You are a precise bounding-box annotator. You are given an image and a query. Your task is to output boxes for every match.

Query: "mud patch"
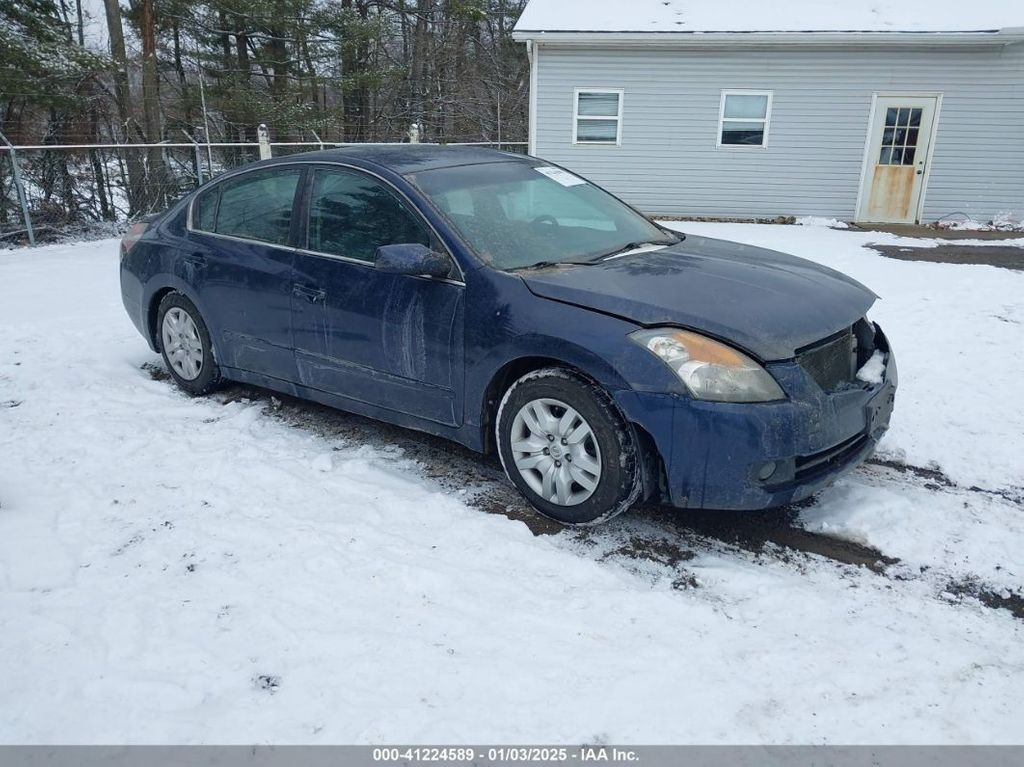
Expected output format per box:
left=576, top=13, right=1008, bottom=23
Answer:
left=605, top=534, right=696, bottom=570
left=870, top=244, right=1024, bottom=271
left=944, top=577, right=1024, bottom=621
left=643, top=504, right=899, bottom=574
left=253, top=674, right=281, bottom=694
left=867, top=457, right=1024, bottom=506
left=142, top=362, right=171, bottom=382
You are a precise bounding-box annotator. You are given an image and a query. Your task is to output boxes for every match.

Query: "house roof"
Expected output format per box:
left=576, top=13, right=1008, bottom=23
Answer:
left=513, top=0, right=1024, bottom=38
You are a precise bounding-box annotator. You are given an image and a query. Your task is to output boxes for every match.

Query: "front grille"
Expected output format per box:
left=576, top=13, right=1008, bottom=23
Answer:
left=798, top=329, right=856, bottom=392
left=795, top=432, right=870, bottom=482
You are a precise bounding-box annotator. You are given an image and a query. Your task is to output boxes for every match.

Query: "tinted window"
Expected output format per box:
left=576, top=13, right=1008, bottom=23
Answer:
left=215, top=169, right=302, bottom=245
left=308, top=169, right=430, bottom=262
left=192, top=186, right=218, bottom=231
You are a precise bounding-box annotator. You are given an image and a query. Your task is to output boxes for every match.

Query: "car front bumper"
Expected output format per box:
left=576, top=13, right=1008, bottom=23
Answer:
left=615, top=329, right=897, bottom=511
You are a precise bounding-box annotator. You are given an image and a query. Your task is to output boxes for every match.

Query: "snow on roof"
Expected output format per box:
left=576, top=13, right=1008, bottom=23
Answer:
left=514, top=0, right=1024, bottom=35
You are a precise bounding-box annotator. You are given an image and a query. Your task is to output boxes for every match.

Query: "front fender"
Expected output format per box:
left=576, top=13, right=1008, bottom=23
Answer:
left=462, top=271, right=688, bottom=447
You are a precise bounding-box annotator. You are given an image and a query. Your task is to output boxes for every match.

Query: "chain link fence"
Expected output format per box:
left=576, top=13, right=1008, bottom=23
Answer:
left=0, top=129, right=526, bottom=247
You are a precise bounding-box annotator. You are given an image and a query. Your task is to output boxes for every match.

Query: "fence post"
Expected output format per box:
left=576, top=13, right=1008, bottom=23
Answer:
left=181, top=129, right=202, bottom=187
left=0, top=130, right=35, bottom=246
left=257, top=124, right=272, bottom=160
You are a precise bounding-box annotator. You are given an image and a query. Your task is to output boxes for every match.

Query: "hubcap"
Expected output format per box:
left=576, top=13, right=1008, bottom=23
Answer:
left=510, top=397, right=602, bottom=506
left=161, top=307, right=204, bottom=381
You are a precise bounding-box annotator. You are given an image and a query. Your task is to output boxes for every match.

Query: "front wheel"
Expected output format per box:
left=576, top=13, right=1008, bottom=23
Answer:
left=496, top=368, right=642, bottom=525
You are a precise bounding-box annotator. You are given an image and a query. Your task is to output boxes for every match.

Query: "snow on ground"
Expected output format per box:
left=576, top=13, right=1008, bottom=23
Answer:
left=1, top=234, right=1023, bottom=744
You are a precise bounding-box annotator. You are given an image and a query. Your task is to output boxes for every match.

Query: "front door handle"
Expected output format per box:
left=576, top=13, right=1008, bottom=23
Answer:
left=292, top=284, right=326, bottom=304
left=183, top=253, right=206, bottom=269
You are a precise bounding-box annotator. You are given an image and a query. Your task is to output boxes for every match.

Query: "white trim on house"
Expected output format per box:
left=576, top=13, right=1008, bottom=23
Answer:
left=571, top=87, right=624, bottom=146
left=716, top=90, right=773, bottom=149
left=915, top=93, right=944, bottom=223
left=527, top=41, right=539, bottom=156
left=852, top=94, right=880, bottom=220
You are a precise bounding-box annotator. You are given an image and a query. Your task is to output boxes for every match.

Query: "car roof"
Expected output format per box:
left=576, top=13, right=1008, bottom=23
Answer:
left=263, top=144, right=529, bottom=176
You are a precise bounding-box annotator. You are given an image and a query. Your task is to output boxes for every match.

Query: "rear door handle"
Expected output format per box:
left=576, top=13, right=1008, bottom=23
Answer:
left=292, top=284, right=326, bottom=304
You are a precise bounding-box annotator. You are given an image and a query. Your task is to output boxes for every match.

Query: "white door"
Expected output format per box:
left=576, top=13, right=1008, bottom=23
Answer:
left=857, top=96, right=938, bottom=224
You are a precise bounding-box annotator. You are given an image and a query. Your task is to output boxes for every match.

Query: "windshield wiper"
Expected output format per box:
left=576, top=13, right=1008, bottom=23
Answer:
left=516, top=259, right=597, bottom=270
left=589, top=239, right=676, bottom=263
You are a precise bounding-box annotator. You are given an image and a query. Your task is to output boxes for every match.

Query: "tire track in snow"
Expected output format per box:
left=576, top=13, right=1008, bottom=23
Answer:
left=144, top=364, right=1023, bottom=621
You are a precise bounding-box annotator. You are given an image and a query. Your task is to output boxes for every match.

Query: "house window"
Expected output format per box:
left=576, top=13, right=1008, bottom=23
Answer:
left=718, top=90, right=773, bottom=148
left=573, top=88, right=623, bottom=145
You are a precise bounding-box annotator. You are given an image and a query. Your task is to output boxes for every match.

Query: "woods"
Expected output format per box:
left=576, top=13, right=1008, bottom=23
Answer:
left=0, top=0, right=529, bottom=238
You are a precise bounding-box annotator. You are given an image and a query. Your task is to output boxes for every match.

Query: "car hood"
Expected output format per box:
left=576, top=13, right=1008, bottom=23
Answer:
left=519, top=234, right=877, bottom=361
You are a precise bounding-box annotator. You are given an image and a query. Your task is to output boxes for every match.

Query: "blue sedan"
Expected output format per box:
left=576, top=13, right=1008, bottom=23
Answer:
left=120, top=146, right=896, bottom=525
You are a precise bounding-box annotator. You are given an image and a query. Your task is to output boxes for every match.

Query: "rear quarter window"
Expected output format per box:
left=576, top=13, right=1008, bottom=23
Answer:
left=192, top=186, right=218, bottom=232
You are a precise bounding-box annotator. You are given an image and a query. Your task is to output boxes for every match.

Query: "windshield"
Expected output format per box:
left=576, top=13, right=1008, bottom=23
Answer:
left=409, top=161, right=677, bottom=270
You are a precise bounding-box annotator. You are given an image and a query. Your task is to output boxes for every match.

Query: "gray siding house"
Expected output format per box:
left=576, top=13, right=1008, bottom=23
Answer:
left=512, top=0, right=1024, bottom=225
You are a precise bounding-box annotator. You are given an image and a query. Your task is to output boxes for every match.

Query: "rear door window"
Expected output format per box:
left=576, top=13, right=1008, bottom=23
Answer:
left=214, top=169, right=302, bottom=246
left=307, top=168, right=430, bottom=262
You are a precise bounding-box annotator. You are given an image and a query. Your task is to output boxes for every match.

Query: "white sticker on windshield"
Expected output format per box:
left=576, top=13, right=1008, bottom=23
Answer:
left=534, top=166, right=587, bottom=187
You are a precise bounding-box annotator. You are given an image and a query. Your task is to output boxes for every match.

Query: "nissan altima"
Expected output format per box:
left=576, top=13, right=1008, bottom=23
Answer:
left=120, top=146, right=896, bottom=525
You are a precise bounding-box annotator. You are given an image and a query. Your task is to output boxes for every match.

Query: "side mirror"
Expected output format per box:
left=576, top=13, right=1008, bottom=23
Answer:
left=375, top=243, right=452, bottom=279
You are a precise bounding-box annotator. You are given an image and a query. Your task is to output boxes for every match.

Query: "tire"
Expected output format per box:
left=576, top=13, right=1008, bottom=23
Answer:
left=156, top=292, right=221, bottom=396
left=496, top=367, right=642, bottom=526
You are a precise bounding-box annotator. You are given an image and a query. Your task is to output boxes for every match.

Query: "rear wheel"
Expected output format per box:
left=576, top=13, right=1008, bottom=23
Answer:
left=157, top=292, right=221, bottom=396
left=496, top=368, right=642, bottom=525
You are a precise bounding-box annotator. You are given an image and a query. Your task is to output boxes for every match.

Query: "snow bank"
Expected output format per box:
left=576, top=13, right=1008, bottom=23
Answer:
left=795, top=216, right=849, bottom=229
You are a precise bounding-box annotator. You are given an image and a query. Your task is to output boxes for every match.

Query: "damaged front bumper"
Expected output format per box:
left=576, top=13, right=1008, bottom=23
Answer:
left=616, top=327, right=897, bottom=511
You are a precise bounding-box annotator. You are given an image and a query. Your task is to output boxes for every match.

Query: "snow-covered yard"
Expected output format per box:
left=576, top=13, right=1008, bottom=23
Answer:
left=1, top=224, right=1022, bottom=744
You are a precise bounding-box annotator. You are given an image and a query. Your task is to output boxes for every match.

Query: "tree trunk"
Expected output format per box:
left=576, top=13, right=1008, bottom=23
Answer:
left=139, top=0, right=167, bottom=210
left=100, top=0, right=146, bottom=216
left=172, top=20, right=191, bottom=125
left=75, top=0, right=85, bottom=46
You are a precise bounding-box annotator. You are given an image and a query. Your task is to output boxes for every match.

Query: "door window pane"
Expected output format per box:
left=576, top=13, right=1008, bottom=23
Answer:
left=215, top=169, right=301, bottom=245
left=308, top=169, right=430, bottom=262
left=878, top=106, right=925, bottom=166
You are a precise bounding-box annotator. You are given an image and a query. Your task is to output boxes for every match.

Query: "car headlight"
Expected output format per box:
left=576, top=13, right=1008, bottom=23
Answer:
left=629, top=328, right=785, bottom=403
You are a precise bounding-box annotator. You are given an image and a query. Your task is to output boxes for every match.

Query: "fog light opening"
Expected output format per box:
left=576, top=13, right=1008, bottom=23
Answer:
left=757, top=461, right=778, bottom=481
